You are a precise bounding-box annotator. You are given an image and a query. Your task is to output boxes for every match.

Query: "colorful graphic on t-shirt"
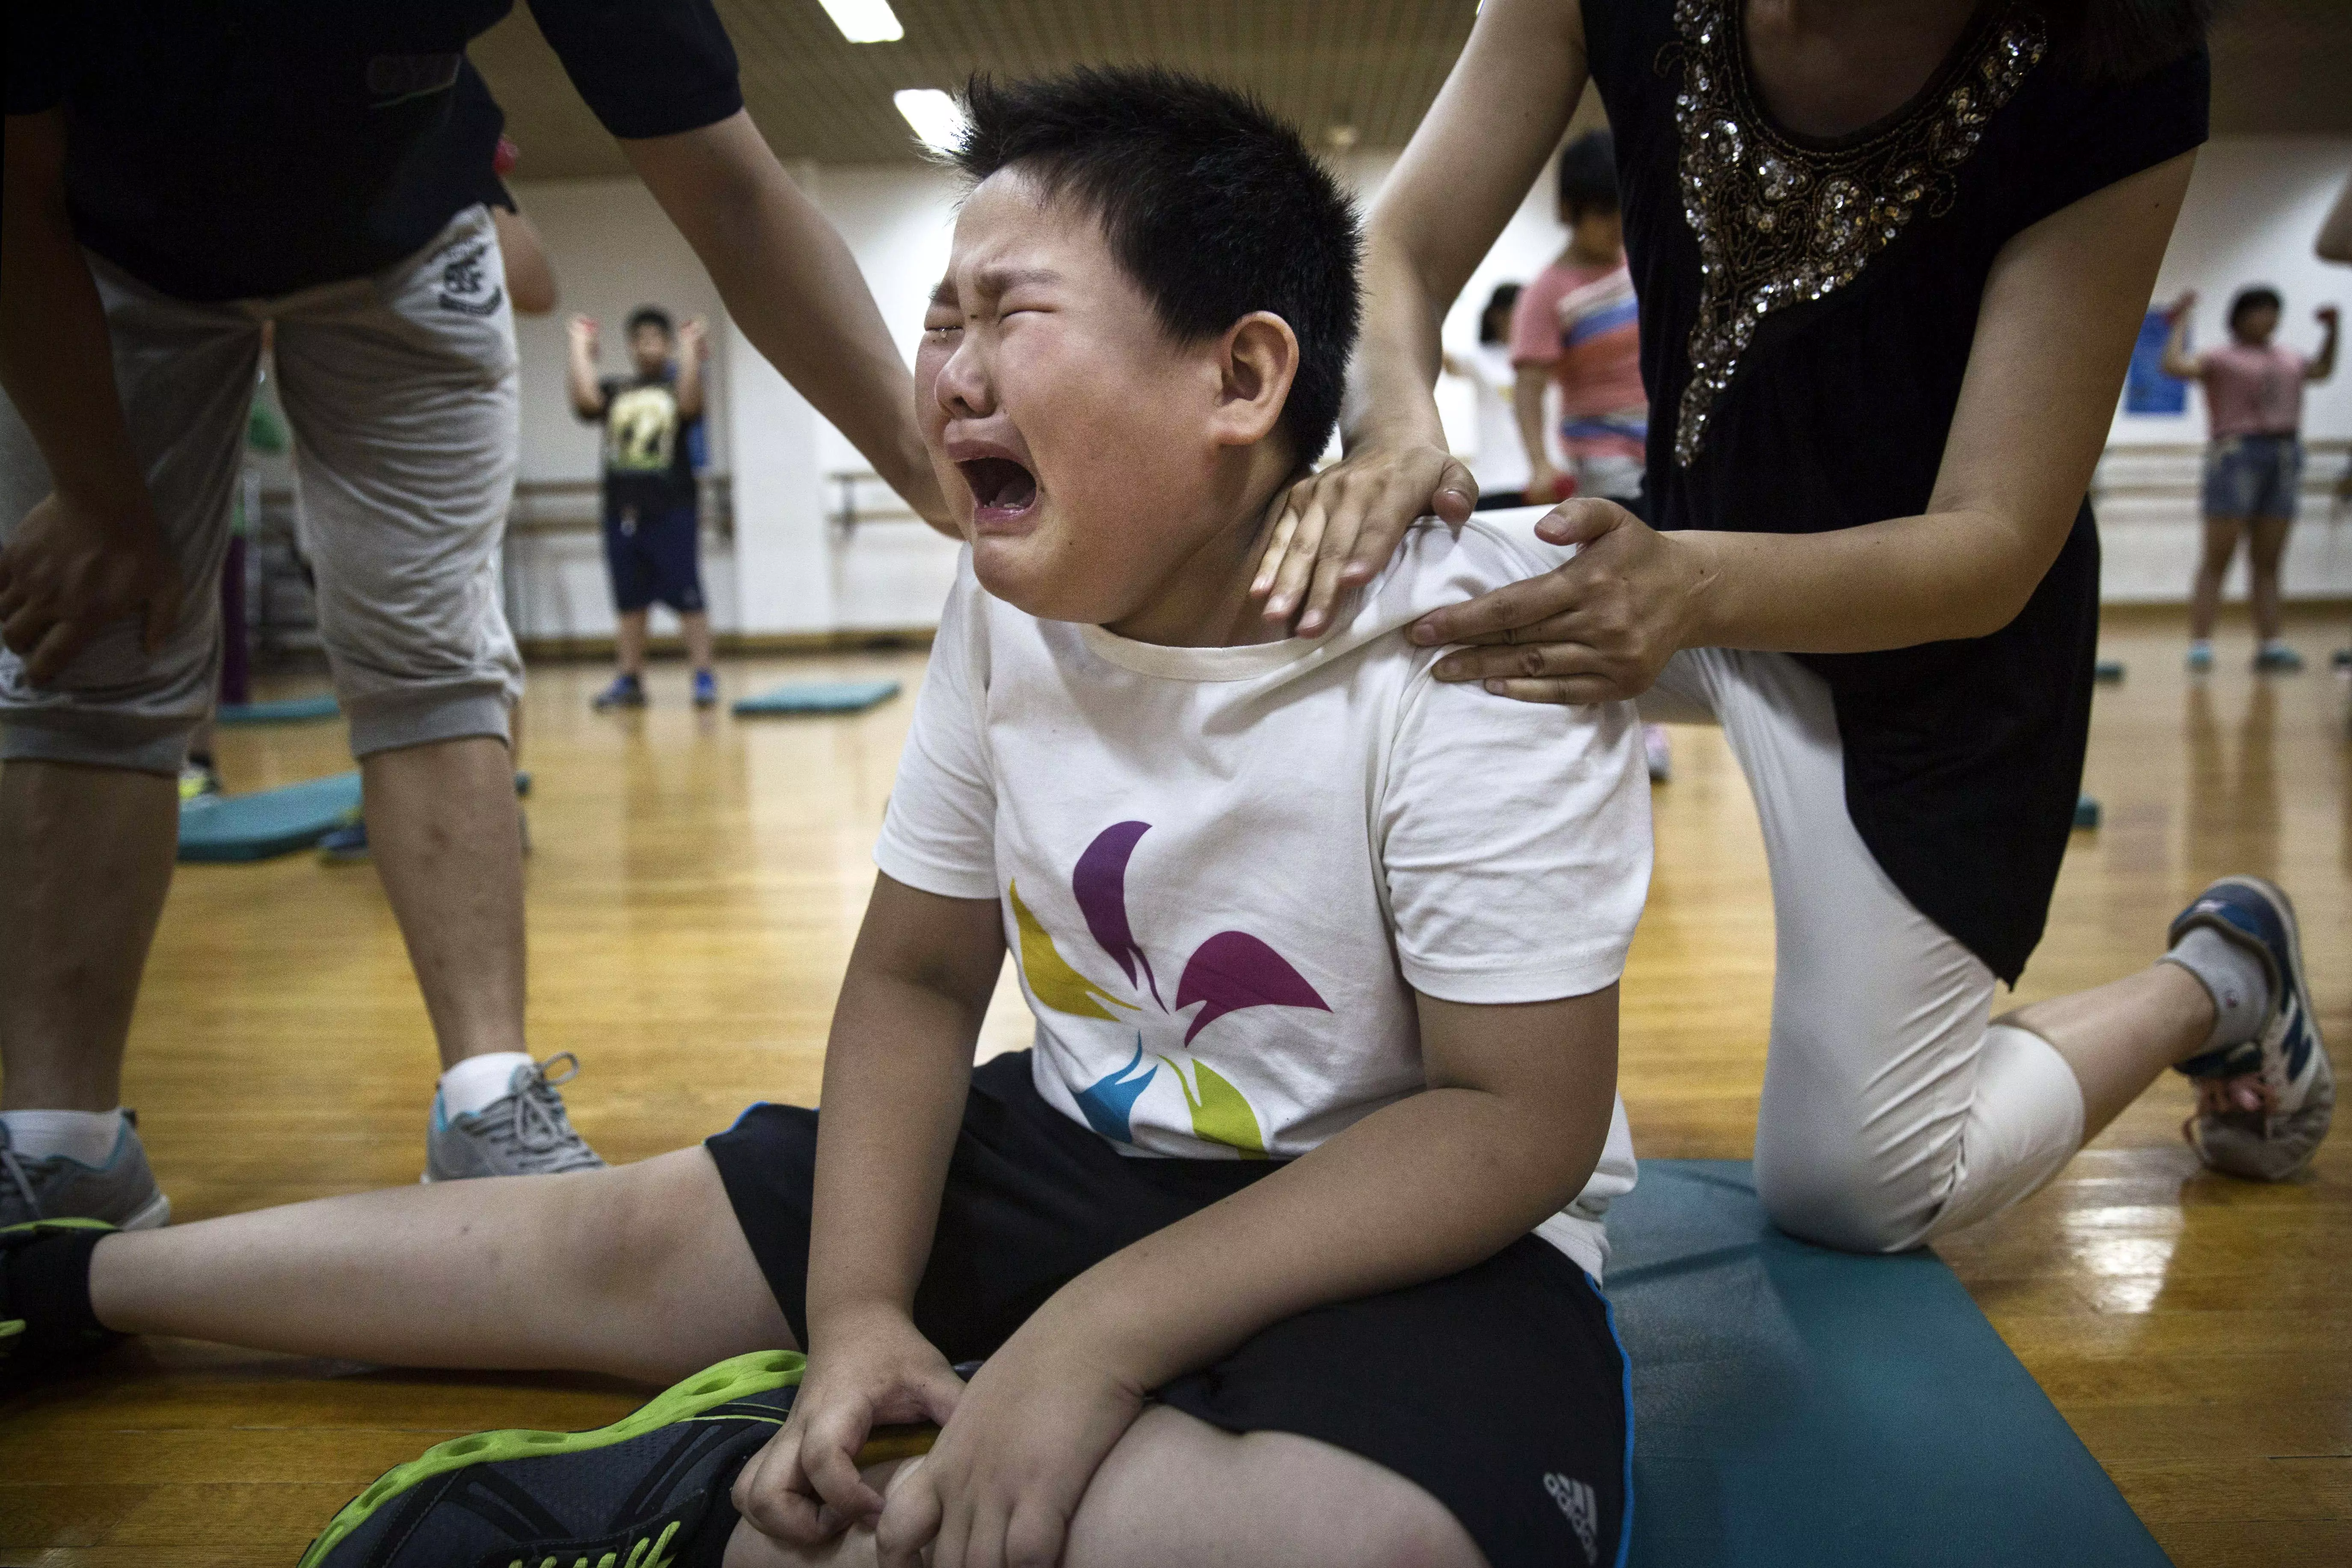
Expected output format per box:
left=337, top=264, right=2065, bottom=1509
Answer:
left=1010, top=821, right=1330, bottom=1158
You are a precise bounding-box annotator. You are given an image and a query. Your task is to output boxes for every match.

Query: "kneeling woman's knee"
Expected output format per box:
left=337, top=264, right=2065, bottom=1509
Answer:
left=1753, top=1133, right=1932, bottom=1254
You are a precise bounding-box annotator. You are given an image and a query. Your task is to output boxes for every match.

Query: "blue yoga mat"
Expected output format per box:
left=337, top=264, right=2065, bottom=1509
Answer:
left=217, top=693, right=341, bottom=726
left=731, top=679, right=901, bottom=716
left=1611, top=1161, right=2166, bottom=1568
left=177, top=773, right=361, bottom=863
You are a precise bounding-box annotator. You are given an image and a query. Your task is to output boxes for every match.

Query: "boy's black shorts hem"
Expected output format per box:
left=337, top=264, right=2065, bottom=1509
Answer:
left=705, top=1051, right=1632, bottom=1568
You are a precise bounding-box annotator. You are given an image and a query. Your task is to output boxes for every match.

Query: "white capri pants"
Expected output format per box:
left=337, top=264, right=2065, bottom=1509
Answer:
left=1642, top=647, right=2088, bottom=1252
left=0, top=205, right=523, bottom=775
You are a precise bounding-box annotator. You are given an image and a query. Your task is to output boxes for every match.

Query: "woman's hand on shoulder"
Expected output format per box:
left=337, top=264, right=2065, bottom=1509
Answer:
left=730, top=1306, right=964, bottom=1547
left=1250, top=434, right=1478, bottom=638
left=1409, top=498, right=1713, bottom=705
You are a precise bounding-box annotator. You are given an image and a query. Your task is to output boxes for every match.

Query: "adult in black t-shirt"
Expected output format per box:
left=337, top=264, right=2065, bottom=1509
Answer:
left=0, top=2, right=950, bottom=1212
left=567, top=305, right=718, bottom=710
left=1258, top=0, right=2331, bottom=1249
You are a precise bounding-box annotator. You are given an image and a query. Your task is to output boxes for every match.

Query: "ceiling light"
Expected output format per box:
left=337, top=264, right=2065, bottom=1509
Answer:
left=819, top=0, right=905, bottom=44
left=895, top=89, right=968, bottom=153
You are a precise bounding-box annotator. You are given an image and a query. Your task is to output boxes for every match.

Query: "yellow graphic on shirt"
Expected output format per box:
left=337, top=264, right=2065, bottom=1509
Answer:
left=1009, top=879, right=1133, bottom=1022
left=1155, top=1055, right=1268, bottom=1159
left=606, top=384, right=680, bottom=474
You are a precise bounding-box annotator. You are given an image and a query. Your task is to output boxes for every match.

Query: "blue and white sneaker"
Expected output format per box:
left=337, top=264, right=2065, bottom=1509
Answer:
left=2170, top=876, right=2334, bottom=1180
left=593, top=673, right=647, bottom=711
left=692, top=668, right=719, bottom=709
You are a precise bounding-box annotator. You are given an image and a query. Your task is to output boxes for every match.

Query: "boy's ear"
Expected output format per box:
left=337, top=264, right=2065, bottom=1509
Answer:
left=1207, top=311, right=1300, bottom=449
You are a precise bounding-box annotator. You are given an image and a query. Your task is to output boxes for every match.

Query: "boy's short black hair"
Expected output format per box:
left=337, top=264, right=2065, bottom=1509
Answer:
left=2228, top=286, right=2282, bottom=329
left=1557, top=130, right=1618, bottom=219
left=1479, top=283, right=1522, bottom=347
left=626, top=305, right=675, bottom=339
left=952, top=67, right=1362, bottom=467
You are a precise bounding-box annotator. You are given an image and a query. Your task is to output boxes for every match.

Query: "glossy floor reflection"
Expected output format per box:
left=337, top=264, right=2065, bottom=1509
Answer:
left=0, top=608, right=2345, bottom=1565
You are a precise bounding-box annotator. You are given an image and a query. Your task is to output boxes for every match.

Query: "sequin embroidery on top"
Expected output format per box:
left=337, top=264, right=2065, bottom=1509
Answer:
left=1662, top=0, right=2046, bottom=467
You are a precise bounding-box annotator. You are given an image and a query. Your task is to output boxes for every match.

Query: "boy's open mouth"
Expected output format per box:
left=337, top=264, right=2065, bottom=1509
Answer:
left=958, top=456, right=1039, bottom=522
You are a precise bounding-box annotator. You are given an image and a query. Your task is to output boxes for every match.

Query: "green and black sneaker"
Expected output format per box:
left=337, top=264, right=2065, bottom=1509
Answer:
left=299, top=1349, right=809, bottom=1568
left=1, top=1217, right=125, bottom=1396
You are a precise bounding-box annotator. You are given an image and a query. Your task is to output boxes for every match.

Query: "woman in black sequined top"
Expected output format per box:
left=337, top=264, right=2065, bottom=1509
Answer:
left=1252, top=1, right=2335, bottom=1248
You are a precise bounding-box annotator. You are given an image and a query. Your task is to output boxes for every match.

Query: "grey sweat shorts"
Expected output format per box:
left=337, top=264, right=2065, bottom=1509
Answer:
left=0, top=205, right=524, bottom=776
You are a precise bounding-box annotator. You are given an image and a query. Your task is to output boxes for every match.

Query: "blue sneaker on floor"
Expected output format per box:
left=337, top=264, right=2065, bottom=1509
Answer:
left=2170, top=876, right=2333, bottom=1180
left=315, top=819, right=370, bottom=864
left=2185, top=641, right=2213, bottom=674
left=692, top=668, right=718, bottom=708
left=593, top=673, right=647, bottom=711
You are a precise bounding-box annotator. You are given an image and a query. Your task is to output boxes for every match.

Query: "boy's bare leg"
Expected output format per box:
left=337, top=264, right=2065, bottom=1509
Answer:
left=616, top=608, right=651, bottom=679
left=683, top=609, right=716, bottom=674
left=89, top=1147, right=789, bottom=1383
left=724, top=1407, right=1486, bottom=1568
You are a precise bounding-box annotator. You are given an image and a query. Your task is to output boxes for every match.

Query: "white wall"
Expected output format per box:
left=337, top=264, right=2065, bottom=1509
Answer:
left=503, top=133, right=2352, bottom=641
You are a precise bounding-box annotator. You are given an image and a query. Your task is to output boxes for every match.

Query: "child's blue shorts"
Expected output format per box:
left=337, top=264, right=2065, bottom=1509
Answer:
left=601, top=495, right=705, bottom=614
left=707, top=1049, right=1633, bottom=1568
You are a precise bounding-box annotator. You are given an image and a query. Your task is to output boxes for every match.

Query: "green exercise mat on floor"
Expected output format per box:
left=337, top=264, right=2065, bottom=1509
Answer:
left=177, top=773, right=361, bottom=863
left=217, top=693, right=341, bottom=725
left=1611, top=1161, right=2167, bottom=1568
left=731, top=679, right=901, bottom=716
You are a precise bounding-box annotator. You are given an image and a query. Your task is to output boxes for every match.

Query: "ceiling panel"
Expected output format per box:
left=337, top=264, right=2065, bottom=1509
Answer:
left=471, top=0, right=2352, bottom=181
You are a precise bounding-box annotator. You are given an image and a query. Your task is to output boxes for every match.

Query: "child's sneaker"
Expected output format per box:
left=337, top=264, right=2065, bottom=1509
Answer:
left=2185, top=640, right=2213, bottom=674
left=0, top=1113, right=170, bottom=1230
left=316, top=819, right=371, bottom=864
left=2170, top=876, right=2333, bottom=1180
left=1, top=1218, right=125, bottom=1393
left=424, top=1052, right=606, bottom=1180
left=297, top=1350, right=806, bottom=1568
left=592, top=673, right=647, bottom=711
left=2252, top=641, right=2304, bottom=674
left=178, top=758, right=223, bottom=803
left=692, top=668, right=719, bottom=708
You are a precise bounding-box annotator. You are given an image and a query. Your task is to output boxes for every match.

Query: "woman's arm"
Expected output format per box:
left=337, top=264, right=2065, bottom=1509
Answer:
left=1251, top=0, right=1590, bottom=634
left=871, top=983, right=1619, bottom=1568
left=622, top=112, right=952, bottom=533
left=1413, top=149, right=2198, bottom=704
left=731, top=874, right=1006, bottom=1545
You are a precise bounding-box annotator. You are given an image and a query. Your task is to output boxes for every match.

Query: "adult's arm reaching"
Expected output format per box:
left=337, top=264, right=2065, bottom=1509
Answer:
left=0, top=110, right=180, bottom=685
left=1249, top=0, right=1589, bottom=633
left=1417, top=151, right=2195, bottom=702
left=621, top=112, right=952, bottom=535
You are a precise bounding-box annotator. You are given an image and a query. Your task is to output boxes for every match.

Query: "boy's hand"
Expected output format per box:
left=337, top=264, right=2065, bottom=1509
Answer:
left=567, top=314, right=599, bottom=352
left=2164, top=289, right=2198, bottom=323
left=0, top=489, right=180, bottom=685
left=873, top=1316, right=1145, bottom=1568
left=679, top=316, right=709, bottom=352
left=732, top=1309, right=964, bottom=1545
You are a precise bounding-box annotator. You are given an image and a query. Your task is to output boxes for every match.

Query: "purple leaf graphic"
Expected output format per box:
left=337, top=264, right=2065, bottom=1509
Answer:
left=1175, top=931, right=1329, bottom=1045
left=1073, top=821, right=1162, bottom=1007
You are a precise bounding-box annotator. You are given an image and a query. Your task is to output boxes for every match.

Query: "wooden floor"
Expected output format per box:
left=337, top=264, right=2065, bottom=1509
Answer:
left=3, top=608, right=2347, bottom=1566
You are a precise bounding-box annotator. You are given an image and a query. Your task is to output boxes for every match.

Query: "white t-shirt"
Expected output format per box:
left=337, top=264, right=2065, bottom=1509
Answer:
left=1464, top=342, right=1534, bottom=494
left=876, top=510, right=1651, bottom=1277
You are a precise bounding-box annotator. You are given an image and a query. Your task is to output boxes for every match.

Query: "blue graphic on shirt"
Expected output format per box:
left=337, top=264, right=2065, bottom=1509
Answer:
left=1074, top=1036, right=1157, bottom=1143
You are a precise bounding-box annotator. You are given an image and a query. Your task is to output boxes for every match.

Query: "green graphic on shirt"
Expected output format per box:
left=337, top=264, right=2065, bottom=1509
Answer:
left=606, top=384, right=680, bottom=474
left=1154, top=1054, right=1267, bottom=1159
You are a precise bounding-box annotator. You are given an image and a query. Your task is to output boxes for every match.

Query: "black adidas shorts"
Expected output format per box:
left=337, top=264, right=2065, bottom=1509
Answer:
left=706, top=1050, right=1631, bottom=1568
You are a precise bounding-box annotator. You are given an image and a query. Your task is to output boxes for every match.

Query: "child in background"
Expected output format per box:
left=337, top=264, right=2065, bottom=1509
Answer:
left=4, top=70, right=1649, bottom=1568
left=572, top=305, right=719, bottom=709
left=2164, top=285, right=2339, bottom=673
left=1443, top=282, right=1533, bottom=509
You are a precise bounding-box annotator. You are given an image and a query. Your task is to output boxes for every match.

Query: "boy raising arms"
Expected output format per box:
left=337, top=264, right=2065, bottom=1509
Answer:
left=3, top=72, right=1649, bottom=1568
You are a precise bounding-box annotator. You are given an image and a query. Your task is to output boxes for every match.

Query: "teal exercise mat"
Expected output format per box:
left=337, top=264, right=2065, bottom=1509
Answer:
left=217, top=693, right=340, bottom=725
left=177, top=773, right=361, bottom=863
left=731, top=679, right=901, bottom=716
left=1611, top=1161, right=2167, bottom=1568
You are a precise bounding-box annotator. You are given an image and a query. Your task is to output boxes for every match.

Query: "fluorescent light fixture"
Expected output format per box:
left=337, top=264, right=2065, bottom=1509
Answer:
left=818, top=0, right=905, bottom=44
left=895, top=89, right=968, bottom=154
